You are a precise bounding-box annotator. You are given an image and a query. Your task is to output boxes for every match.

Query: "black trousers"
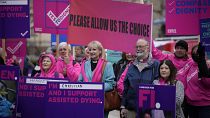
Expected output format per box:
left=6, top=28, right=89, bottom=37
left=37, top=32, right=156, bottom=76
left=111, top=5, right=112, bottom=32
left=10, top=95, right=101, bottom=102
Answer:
left=187, top=104, right=210, bottom=118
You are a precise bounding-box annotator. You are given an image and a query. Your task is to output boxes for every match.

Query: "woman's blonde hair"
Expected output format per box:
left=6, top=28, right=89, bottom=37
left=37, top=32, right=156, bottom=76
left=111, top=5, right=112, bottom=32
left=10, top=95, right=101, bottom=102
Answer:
left=87, top=41, right=106, bottom=59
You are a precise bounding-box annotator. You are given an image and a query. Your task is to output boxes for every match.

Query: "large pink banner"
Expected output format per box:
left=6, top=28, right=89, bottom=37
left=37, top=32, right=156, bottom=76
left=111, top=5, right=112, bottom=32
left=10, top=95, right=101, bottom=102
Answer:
left=0, top=39, right=26, bottom=69
left=166, top=0, right=210, bottom=35
left=68, top=0, right=152, bottom=53
left=33, top=0, right=69, bottom=34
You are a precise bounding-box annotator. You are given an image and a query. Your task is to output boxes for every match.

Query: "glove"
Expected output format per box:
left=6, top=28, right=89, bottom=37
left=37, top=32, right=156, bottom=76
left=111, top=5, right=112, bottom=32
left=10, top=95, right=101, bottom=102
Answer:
left=120, top=108, right=128, bottom=118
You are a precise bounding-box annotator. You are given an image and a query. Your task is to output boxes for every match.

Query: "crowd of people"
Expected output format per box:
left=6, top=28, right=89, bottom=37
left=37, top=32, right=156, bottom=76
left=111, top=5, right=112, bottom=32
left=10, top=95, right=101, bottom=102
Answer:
left=1, top=38, right=210, bottom=118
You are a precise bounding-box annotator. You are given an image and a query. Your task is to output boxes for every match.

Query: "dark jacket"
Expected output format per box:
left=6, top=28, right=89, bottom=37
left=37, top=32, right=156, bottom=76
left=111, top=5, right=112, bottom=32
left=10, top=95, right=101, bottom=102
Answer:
left=197, top=43, right=210, bottom=78
left=0, top=56, right=5, bottom=65
left=114, top=59, right=128, bottom=80
left=121, top=59, right=159, bottom=111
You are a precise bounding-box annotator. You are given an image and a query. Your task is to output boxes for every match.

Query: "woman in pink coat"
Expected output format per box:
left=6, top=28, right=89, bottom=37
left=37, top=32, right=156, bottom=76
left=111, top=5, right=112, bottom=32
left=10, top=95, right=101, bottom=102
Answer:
left=56, top=42, right=81, bottom=81
left=35, top=54, right=63, bottom=78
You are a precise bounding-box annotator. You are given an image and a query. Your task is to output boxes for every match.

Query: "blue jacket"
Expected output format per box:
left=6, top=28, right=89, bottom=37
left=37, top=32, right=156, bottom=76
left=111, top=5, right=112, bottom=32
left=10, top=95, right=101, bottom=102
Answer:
left=0, top=96, right=12, bottom=118
left=121, top=59, right=159, bottom=111
left=78, top=60, right=115, bottom=92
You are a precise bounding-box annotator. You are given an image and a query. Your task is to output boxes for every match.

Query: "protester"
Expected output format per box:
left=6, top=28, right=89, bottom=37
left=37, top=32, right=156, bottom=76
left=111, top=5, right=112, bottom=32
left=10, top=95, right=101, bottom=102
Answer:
left=56, top=42, right=81, bottom=81
left=196, top=43, right=210, bottom=77
left=152, top=39, right=191, bottom=117
left=30, top=61, right=41, bottom=77
left=120, top=39, right=159, bottom=118
left=180, top=44, right=210, bottom=118
left=74, top=46, right=85, bottom=64
left=78, top=41, right=115, bottom=118
left=141, top=109, right=152, bottom=118
left=114, top=52, right=126, bottom=77
left=116, top=53, right=135, bottom=96
left=35, top=54, right=63, bottom=78
left=81, top=46, right=90, bottom=61
left=152, top=60, right=184, bottom=118
left=23, top=55, right=35, bottom=76
left=152, top=40, right=192, bottom=77
left=152, top=40, right=191, bottom=70
left=114, top=52, right=135, bottom=80
left=46, top=46, right=57, bottom=57
left=0, top=81, right=13, bottom=118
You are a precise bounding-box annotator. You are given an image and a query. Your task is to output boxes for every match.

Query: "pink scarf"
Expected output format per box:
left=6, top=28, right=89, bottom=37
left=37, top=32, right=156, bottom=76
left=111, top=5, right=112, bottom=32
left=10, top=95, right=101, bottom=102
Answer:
left=81, top=58, right=105, bottom=82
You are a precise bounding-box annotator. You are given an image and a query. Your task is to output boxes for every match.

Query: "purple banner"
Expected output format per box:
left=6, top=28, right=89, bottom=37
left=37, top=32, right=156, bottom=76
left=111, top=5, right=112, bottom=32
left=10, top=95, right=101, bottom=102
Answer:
left=45, top=82, right=104, bottom=118
left=138, top=84, right=176, bottom=118
left=17, top=77, right=104, bottom=118
left=0, top=0, right=30, bottom=38
left=0, top=65, right=20, bottom=80
left=17, top=77, right=68, bottom=118
left=17, top=77, right=48, bottom=118
left=0, top=65, right=19, bottom=118
left=200, top=18, right=210, bottom=52
left=33, top=0, right=69, bottom=34
left=166, top=0, right=210, bottom=35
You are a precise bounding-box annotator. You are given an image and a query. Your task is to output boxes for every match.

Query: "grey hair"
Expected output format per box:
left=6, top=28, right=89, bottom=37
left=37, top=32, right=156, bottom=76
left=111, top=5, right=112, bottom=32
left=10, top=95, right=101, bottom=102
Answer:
left=58, top=42, right=71, bottom=51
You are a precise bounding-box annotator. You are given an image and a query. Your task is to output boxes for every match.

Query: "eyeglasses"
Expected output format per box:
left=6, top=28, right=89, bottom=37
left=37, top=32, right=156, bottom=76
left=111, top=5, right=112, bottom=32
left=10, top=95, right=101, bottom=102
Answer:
left=136, top=45, right=148, bottom=49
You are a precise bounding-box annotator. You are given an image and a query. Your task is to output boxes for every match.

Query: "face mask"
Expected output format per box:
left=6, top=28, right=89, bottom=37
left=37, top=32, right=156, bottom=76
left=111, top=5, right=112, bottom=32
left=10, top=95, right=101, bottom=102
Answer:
left=192, top=53, right=199, bottom=62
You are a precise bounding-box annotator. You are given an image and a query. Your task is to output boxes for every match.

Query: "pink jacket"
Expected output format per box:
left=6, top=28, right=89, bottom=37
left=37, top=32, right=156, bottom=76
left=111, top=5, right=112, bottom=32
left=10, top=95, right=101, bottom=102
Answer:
left=56, top=56, right=81, bottom=82
left=182, top=61, right=210, bottom=106
left=81, top=58, right=105, bottom=82
left=37, top=54, right=64, bottom=78
left=152, top=42, right=192, bottom=71
left=116, top=62, right=132, bottom=96
left=152, top=41, right=192, bottom=89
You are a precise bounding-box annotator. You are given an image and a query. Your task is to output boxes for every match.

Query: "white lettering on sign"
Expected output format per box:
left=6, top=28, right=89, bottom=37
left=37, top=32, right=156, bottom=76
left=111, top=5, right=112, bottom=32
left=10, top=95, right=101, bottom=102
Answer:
left=167, top=29, right=177, bottom=34
left=47, top=5, right=70, bottom=26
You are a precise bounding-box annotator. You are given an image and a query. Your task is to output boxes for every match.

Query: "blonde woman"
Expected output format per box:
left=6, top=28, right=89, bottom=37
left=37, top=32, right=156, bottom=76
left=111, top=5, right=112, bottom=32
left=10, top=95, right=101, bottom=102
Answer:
left=78, top=41, right=115, bottom=118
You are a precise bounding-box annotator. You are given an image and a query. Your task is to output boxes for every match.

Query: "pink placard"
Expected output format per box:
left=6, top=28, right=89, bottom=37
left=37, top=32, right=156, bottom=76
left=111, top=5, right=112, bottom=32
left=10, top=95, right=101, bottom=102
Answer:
left=0, top=39, right=26, bottom=69
left=166, top=0, right=210, bottom=35
left=68, top=0, right=152, bottom=53
left=33, top=0, right=69, bottom=34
